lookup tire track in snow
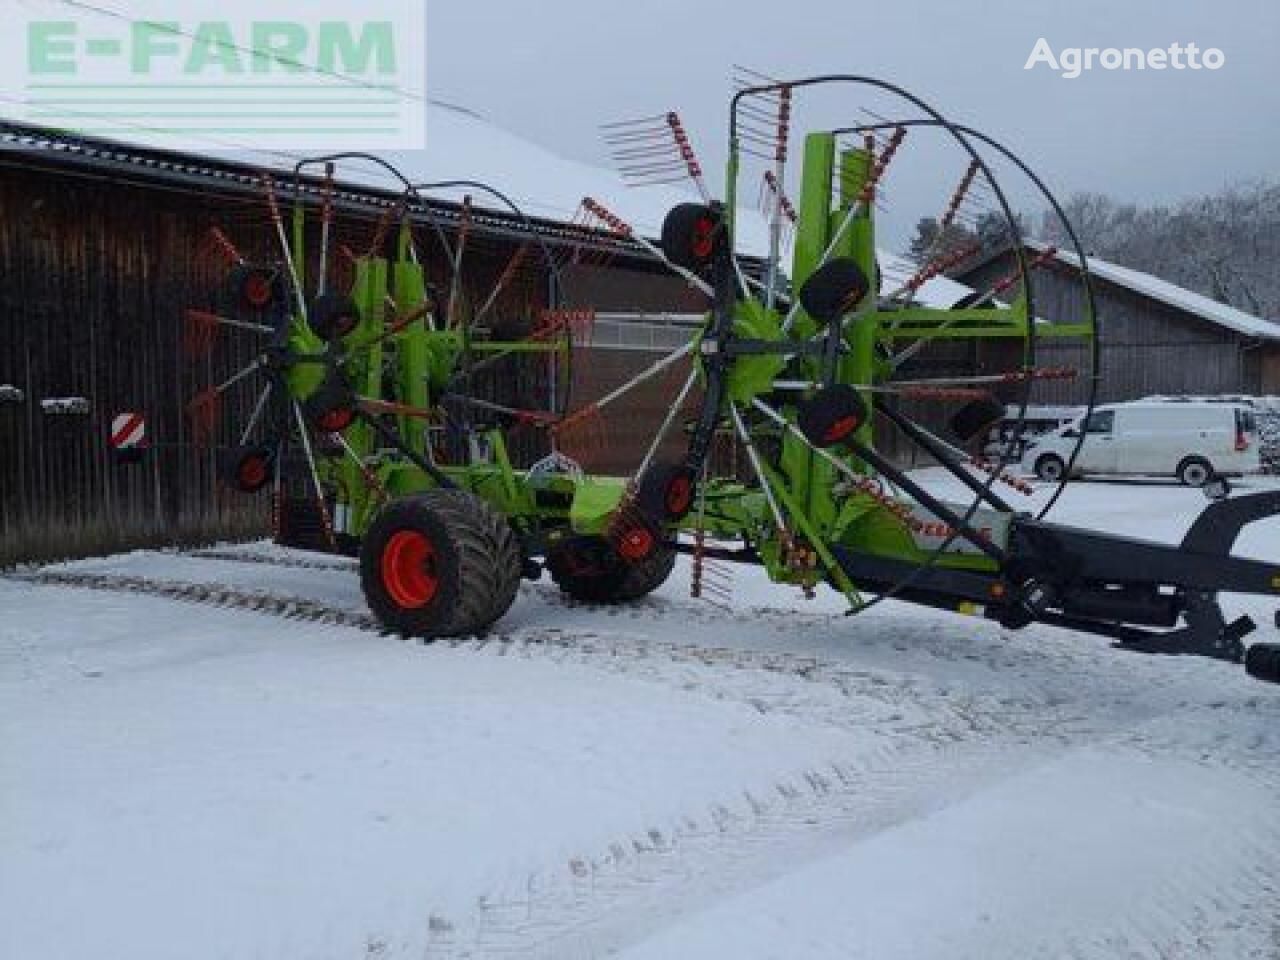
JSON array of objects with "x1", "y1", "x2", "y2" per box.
[
  {"x1": 420, "y1": 739, "x2": 1047, "y2": 960},
  {"x1": 8, "y1": 567, "x2": 1073, "y2": 746},
  {"x1": 14, "y1": 559, "x2": 1279, "y2": 959},
  {"x1": 7, "y1": 565, "x2": 1079, "y2": 957}
]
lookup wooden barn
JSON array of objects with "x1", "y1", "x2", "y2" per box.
[
  {"x1": 952, "y1": 239, "x2": 1280, "y2": 406},
  {"x1": 0, "y1": 115, "x2": 700, "y2": 567}
]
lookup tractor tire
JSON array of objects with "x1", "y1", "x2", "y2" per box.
[
  {"x1": 359, "y1": 490, "x2": 522, "y2": 637},
  {"x1": 432, "y1": 488, "x2": 523, "y2": 624},
  {"x1": 1177, "y1": 456, "x2": 1214, "y2": 488},
  {"x1": 797, "y1": 258, "x2": 871, "y2": 326},
  {"x1": 546, "y1": 536, "x2": 676, "y2": 605}
]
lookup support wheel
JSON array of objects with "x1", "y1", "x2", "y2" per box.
[
  {"x1": 547, "y1": 536, "x2": 676, "y2": 605},
  {"x1": 797, "y1": 258, "x2": 871, "y2": 325},
  {"x1": 797, "y1": 385, "x2": 868, "y2": 448},
  {"x1": 360, "y1": 489, "x2": 522, "y2": 637}
]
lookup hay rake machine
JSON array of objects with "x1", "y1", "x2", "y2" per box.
[{"x1": 188, "y1": 75, "x2": 1280, "y2": 684}]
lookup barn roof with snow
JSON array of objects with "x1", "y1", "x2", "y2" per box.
[
  {"x1": 0, "y1": 99, "x2": 971, "y2": 309},
  {"x1": 951, "y1": 239, "x2": 1280, "y2": 402},
  {"x1": 1018, "y1": 239, "x2": 1280, "y2": 342}
]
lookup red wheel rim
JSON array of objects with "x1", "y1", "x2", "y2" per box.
[
  {"x1": 665, "y1": 473, "x2": 692, "y2": 516},
  {"x1": 242, "y1": 273, "x2": 274, "y2": 308},
  {"x1": 317, "y1": 407, "x2": 354, "y2": 433},
  {"x1": 617, "y1": 526, "x2": 655, "y2": 561},
  {"x1": 823, "y1": 414, "x2": 861, "y2": 444},
  {"x1": 691, "y1": 217, "x2": 715, "y2": 259},
  {"x1": 237, "y1": 456, "x2": 268, "y2": 490},
  {"x1": 381, "y1": 530, "x2": 438, "y2": 609}
]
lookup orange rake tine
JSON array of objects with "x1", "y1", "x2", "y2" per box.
[
  {"x1": 551, "y1": 404, "x2": 608, "y2": 462},
  {"x1": 183, "y1": 310, "x2": 222, "y2": 359},
  {"x1": 188, "y1": 389, "x2": 223, "y2": 447}
]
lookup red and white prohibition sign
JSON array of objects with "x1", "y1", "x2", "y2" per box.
[{"x1": 110, "y1": 412, "x2": 147, "y2": 450}]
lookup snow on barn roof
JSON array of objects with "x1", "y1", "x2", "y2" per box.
[
  {"x1": 1025, "y1": 239, "x2": 1280, "y2": 341},
  {"x1": 1, "y1": 99, "x2": 972, "y2": 309}
]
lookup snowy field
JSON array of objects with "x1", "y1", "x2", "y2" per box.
[{"x1": 3, "y1": 472, "x2": 1280, "y2": 959}]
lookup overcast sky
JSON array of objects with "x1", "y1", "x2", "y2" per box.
[{"x1": 428, "y1": 0, "x2": 1278, "y2": 244}]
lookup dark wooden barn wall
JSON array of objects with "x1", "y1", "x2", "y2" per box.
[
  {"x1": 560, "y1": 263, "x2": 709, "y2": 313},
  {"x1": 0, "y1": 162, "x2": 548, "y2": 567},
  {"x1": 957, "y1": 253, "x2": 1274, "y2": 405}
]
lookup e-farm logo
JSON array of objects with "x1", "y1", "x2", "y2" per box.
[
  {"x1": 1025, "y1": 38, "x2": 1225, "y2": 80},
  {"x1": 6, "y1": 0, "x2": 426, "y2": 150}
]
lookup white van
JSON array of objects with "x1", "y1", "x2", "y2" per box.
[{"x1": 1022, "y1": 401, "x2": 1261, "y2": 486}]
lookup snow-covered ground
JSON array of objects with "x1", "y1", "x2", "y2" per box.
[{"x1": 3, "y1": 474, "x2": 1279, "y2": 959}]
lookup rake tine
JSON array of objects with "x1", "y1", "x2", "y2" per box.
[
  {"x1": 474, "y1": 243, "x2": 529, "y2": 325},
  {"x1": 239, "y1": 382, "x2": 273, "y2": 446},
  {"x1": 183, "y1": 309, "x2": 221, "y2": 359},
  {"x1": 292, "y1": 400, "x2": 338, "y2": 551},
  {"x1": 316, "y1": 161, "x2": 335, "y2": 298},
  {"x1": 582, "y1": 198, "x2": 714, "y2": 298},
  {"x1": 551, "y1": 404, "x2": 608, "y2": 463},
  {"x1": 188, "y1": 389, "x2": 223, "y2": 447},
  {"x1": 446, "y1": 195, "x2": 473, "y2": 330},
  {"x1": 728, "y1": 404, "x2": 790, "y2": 543},
  {"x1": 262, "y1": 174, "x2": 308, "y2": 323},
  {"x1": 634, "y1": 368, "x2": 698, "y2": 484},
  {"x1": 599, "y1": 113, "x2": 671, "y2": 130},
  {"x1": 207, "y1": 226, "x2": 246, "y2": 267}
]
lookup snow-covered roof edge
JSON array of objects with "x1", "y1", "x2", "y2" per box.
[
  {"x1": 2, "y1": 107, "x2": 975, "y2": 310},
  {"x1": 1025, "y1": 239, "x2": 1280, "y2": 342}
]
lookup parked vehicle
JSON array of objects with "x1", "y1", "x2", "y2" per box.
[
  {"x1": 1022, "y1": 401, "x2": 1262, "y2": 486},
  {"x1": 983, "y1": 405, "x2": 1085, "y2": 464}
]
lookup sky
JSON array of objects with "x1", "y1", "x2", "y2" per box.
[{"x1": 427, "y1": 0, "x2": 1279, "y2": 246}]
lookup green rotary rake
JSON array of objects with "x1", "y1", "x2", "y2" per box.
[{"x1": 184, "y1": 75, "x2": 1280, "y2": 684}]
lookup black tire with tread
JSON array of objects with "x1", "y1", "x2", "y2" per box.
[
  {"x1": 797, "y1": 258, "x2": 871, "y2": 326},
  {"x1": 359, "y1": 489, "x2": 522, "y2": 637},
  {"x1": 797, "y1": 385, "x2": 868, "y2": 448},
  {"x1": 660, "y1": 203, "x2": 722, "y2": 273},
  {"x1": 432, "y1": 488, "x2": 522, "y2": 626},
  {"x1": 547, "y1": 536, "x2": 676, "y2": 605}
]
